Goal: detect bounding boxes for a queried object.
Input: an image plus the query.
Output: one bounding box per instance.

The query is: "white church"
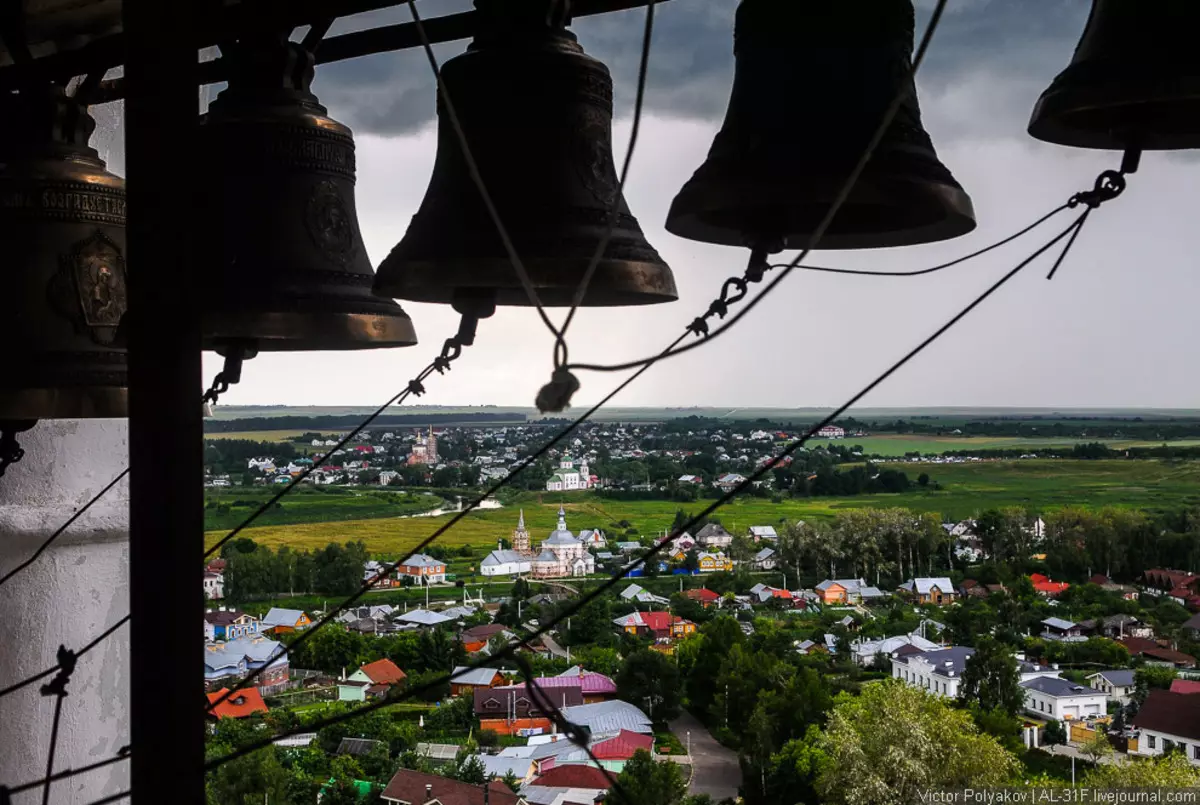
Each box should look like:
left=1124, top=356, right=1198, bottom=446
left=545, top=456, right=593, bottom=492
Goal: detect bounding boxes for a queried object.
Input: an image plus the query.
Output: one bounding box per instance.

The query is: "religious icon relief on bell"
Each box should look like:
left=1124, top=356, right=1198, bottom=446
left=48, top=229, right=128, bottom=346
left=305, top=180, right=358, bottom=265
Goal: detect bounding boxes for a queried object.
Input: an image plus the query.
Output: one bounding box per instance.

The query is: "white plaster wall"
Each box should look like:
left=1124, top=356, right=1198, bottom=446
left=0, top=420, right=130, bottom=803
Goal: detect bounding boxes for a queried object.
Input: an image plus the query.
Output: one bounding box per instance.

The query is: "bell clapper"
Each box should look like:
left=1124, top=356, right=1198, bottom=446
left=0, top=420, right=38, bottom=478
left=203, top=342, right=259, bottom=406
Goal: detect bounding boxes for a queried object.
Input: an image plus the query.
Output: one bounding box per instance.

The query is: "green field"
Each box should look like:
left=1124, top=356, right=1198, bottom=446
left=203, top=488, right=445, bottom=532
left=205, top=430, right=346, bottom=442
left=836, top=434, right=1200, bottom=457
left=203, top=460, right=1200, bottom=557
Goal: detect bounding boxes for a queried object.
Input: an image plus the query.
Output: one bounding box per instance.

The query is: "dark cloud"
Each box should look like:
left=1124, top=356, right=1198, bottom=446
left=311, top=0, right=1092, bottom=137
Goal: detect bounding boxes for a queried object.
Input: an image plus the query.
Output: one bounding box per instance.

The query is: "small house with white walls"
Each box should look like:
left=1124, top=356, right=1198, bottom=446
left=481, top=546, right=532, bottom=577
left=1087, top=669, right=1137, bottom=705
left=1130, top=690, right=1200, bottom=766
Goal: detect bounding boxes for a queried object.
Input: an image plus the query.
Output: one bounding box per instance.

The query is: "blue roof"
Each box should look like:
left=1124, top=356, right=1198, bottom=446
left=1021, top=676, right=1094, bottom=697
left=1090, top=669, right=1136, bottom=687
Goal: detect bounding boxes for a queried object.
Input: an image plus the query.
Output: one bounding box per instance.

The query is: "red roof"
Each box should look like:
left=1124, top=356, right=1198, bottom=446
left=1030, top=573, right=1049, bottom=584
left=771, top=588, right=793, bottom=599
left=1131, top=691, right=1200, bottom=742
left=1088, top=574, right=1111, bottom=585
left=381, top=770, right=520, bottom=805
left=1032, top=577, right=1070, bottom=596
left=639, top=611, right=677, bottom=632
left=1169, top=679, right=1200, bottom=695
left=591, top=729, right=654, bottom=760
left=359, top=658, right=406, bottom=686
left=206, top=687, right=267, bottom=719
left=530, top=765, right=617, bottom=789
left=685, top=587, right=720, bottom=603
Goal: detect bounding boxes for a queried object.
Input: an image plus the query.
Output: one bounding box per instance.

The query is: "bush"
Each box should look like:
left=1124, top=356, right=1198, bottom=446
left=477, top=729, right=499, bottom=748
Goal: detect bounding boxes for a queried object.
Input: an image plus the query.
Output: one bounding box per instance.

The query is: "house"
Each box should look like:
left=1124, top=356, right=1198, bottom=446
left=396, top=608, right=453, bottom=628
left=714, top=473, right=747, bottom=492
left=752, top=547, right=778, bottom=570
left=203, top=572, right=224, bottom=600
left=1020, top=676, right=1107, bottom=721
left=260, top=607, right=311, bottom=634
left=677, top=474, right=703, bottom=485
left=204, top=608, right=259, bottom=641
left=205, top=687, right=268, bottom=719
left=558, top=700, right=653, bottom=738
left=670, top=533, right=696, bottom=554
left=748, top=583, right=794, bottom=605
left=815, top=578, right=885, bottom=605
left=481, top=547, right=533, bottom=577
left=697, top=552, right=733, bottom=573
left=849, top=633, right=940, bottom=668
left=899, top=578, right=957, bottom=605
left=339, top=658, right=407, bottom=702
left=694, top=523, right=733, bottom=548
left=1030, top=573, right=1070, bottom=598
left=531, top=508, right=595, bottom=579
left=1182, top=612, right=1200, bottom=639
left=556, top=666, right=618, bottom=702
left=683, top=587, right=721, bottom=608
left=612, top=611, right=697, bottom=641
left=1088, top=670, right=1137, bottom=705
left=1170, top=679, right=1200, bottom=695
left=204, top=636, right=289, bottom=690
left=475, top=755, right=538, bottom=785
left=338, top=737, right=386, bottom=758
left=474, top=682, right=584, bottom=719
left=461, top=624, right=513, bottom=654
left=364, top=560, right=398, bottom=588
left=619, top=583, right=669, bottom=606
left=748, top=525, right=778, bottom=542
left=817, top=425, right=845, bottom=439
left=1040, top=617, right=1086, bottom=642
left=588, top=729, right=655, bottom=771
left=450, top=666, right=505, bottom=696
left=1118, top=637, right=1197, bottom=669
left=381, top=769, right=525, bottom=805
left=1129, top=690, right=1200, bottom=766
left=522, top=764, right=617, bottom=804
left=891, top=646, right=976, bottom=698
left=1099, top=613, right=1153, bottom=639
left=397, top=553, right=447, bottom=585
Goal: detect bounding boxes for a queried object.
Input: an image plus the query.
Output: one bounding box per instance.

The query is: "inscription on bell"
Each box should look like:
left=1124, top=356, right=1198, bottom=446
left=0, top=186, right=126, bottom=222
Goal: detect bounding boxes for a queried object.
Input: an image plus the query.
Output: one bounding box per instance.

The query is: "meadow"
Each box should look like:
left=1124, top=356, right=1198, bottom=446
left=203, top=487, right=445, bottom=532
left=837, top=434, right=1200, bottom=457
left=203, top=459, right=1200, bottom=557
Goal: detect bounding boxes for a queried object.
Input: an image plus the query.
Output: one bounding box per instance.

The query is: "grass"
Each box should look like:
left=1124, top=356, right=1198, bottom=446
left=204, top=460, right=1200, bottom=557
left=203, top=487, right=445, bottom=532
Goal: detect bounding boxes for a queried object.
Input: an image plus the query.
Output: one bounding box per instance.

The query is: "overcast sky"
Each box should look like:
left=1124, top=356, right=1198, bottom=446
left=173, top=0, right=1198, bottom=409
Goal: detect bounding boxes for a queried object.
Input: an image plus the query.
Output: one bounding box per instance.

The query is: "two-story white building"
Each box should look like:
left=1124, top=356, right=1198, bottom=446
left=891, top=646, right=973, bottom=698
left=1087, top=669, right=1137, bottom=705
left=1020, top=676, right=1107, bottom=721
left=1131, top=690, right=1200, bottom=766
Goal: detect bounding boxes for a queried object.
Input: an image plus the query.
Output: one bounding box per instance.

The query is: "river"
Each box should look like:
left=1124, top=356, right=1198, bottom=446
left=398, top=495, right=504, bottom=518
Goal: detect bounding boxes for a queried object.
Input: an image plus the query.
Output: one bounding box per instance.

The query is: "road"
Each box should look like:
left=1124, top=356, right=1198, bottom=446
left=669, top=709, right=742, bottom=801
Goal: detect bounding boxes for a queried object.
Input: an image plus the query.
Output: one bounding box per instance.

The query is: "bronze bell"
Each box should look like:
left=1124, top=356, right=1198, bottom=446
left=1029, top=0, right=1200, bottom=150
left=199, top=34, right=418, bottom=353
left=0, top=85, right=128, bottom=419
left=372, top=0, right=677, bottom=308
left=666, top=0, right=975, bottom=251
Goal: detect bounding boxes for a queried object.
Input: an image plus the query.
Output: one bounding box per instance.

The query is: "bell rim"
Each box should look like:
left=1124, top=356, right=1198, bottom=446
left=665, top=179, right=977, bottom=250
left=202, top=311, right=419, bottom=352
left=1028, top=80, right=1200, bottom=150
left=372, top=257, right=679, bottom=308
left=0, top=388, right=127, bottom=420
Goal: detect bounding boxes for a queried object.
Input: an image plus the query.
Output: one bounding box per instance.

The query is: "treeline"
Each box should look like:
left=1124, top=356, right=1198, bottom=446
left=219, top=539, right=371, bottom=601
left=204, top=412, right=525, bottom=433
left=877, top=417, right=1200, bottom=440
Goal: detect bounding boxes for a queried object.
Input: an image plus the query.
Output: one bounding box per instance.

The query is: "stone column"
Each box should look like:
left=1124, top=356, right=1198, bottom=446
left=0, top=420, right=129, bottom=803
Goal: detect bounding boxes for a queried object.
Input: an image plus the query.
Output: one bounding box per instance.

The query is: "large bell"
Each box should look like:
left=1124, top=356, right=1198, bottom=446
left=199, top=34, right=418, bottom=352
left=0, top=85, right=127, bottom=419
left=372, top=0, right=677, bottom=308
left=1029, top=0, right=1200, bottom=150
left=666, top=0, right=975, bottom=251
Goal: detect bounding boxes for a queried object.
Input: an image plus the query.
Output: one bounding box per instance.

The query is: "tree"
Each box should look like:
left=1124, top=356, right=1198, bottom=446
left=452, top=754, right=487, bottom=785
left=677, top=617, right=744, bottom=717
left=616, top=648, right=682, bottom=722
left=957, top=637, right=1024, bottom=717
left=816, top=680, right=1019, bottom=805
left=917, top=473, right=930, bottom=487
left=501, top=770, right=521, bottom=793
left=1084, top=752, right=1200, bottom=787
left=610, top=750, right=687, bottom=805
left=1078, top=731, right=1114, bottom=764
left=1041, top=719, right=1066, bottom=746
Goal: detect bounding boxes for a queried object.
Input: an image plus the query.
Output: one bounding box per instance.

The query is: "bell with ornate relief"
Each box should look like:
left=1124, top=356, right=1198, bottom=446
left=1029, top=0, right=1200, bottom=150
left=199, top=33, right=418, bottom=354
left=0, top=84, right=128, bottom=420
left=666, top=0, right=975, bottom=251
left=372, top=0, right=677, bottom=308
